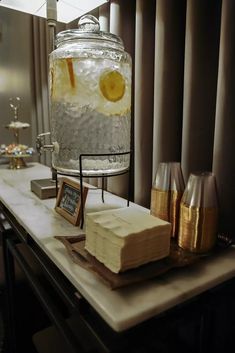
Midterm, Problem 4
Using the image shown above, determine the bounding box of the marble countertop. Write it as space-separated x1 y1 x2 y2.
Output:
1 163 235 332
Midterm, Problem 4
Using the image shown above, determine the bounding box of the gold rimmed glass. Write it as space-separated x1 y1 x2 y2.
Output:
150 162 185 238
178 172 219 253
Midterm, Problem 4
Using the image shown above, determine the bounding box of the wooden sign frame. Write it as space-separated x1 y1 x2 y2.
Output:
55 177 88 226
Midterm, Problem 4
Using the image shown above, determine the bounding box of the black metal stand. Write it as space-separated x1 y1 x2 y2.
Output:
55 151 132 229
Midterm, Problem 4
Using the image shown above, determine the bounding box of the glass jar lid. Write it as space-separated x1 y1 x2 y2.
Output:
55 15 124 50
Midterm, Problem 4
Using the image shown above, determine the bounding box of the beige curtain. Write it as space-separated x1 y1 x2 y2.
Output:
102 0 235 236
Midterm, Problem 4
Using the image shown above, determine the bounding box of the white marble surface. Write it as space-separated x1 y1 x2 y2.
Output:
1 163 235 332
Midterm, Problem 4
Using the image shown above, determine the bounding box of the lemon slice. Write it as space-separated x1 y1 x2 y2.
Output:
99 70 125 102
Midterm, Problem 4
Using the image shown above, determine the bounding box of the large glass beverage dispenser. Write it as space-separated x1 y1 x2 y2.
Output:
44 15 132 176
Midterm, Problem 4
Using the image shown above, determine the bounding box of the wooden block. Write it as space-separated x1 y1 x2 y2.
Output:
31 179 58 199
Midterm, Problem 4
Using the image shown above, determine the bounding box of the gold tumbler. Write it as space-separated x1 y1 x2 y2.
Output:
150 162 185 238
178 172 219 253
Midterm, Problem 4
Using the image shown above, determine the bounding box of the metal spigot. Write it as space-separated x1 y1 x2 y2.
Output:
36 132 55 154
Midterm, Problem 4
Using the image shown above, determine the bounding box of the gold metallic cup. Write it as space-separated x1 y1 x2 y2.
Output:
150 162 185 238
178 172 218 253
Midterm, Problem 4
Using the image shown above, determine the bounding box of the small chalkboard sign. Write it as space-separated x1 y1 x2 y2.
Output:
55 177 88 226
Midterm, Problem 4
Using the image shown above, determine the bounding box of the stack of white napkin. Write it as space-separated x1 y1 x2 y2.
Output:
85 207 171 273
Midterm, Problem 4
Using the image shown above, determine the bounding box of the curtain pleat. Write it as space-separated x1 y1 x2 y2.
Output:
109 0 121 35
153 0 186 179
106 0 136 199
134 0 156 206
32 17 51 166
99 2 110 31
86 3 111 189
181 0 222 179
213 0 235 236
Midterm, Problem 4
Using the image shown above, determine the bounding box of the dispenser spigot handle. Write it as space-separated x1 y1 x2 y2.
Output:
36 132 55 154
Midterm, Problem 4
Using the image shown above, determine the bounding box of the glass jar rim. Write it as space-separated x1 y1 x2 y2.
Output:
55 29 124 50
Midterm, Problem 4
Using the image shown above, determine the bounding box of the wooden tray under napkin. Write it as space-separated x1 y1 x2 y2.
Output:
55 235 202 290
